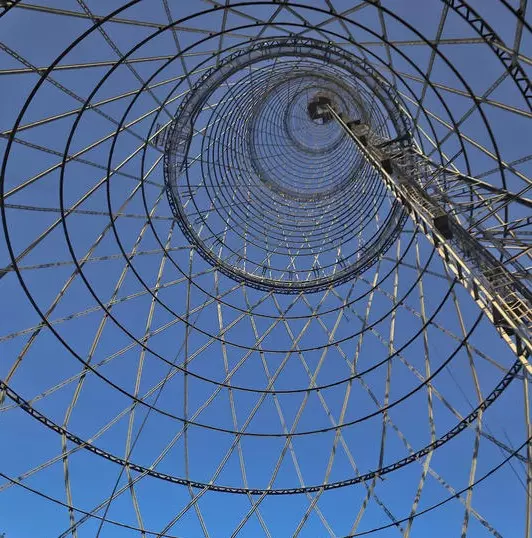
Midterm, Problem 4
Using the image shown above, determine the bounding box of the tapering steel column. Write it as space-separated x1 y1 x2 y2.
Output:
329 104 532 373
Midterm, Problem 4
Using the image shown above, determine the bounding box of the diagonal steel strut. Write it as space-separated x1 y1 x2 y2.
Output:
328 104 532 374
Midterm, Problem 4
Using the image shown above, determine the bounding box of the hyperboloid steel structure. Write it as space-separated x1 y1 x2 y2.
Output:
0 1 531 537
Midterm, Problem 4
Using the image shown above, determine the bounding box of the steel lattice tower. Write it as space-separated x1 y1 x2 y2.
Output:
0 1 531 537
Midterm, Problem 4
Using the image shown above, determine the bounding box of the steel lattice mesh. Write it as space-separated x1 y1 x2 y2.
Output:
0 1 531 537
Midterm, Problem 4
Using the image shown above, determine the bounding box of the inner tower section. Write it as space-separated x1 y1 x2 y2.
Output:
164 38 412 293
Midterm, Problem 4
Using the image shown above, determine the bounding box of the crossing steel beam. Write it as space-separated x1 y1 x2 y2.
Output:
328 105 532 374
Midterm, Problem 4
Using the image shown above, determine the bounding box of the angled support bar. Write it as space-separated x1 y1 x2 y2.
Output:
328 105 532 374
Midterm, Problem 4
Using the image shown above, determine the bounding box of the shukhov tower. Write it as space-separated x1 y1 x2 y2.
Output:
0 1 531 536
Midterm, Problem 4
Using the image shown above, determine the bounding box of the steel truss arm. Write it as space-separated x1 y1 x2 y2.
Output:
414 155 532 210
328 105 532 374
